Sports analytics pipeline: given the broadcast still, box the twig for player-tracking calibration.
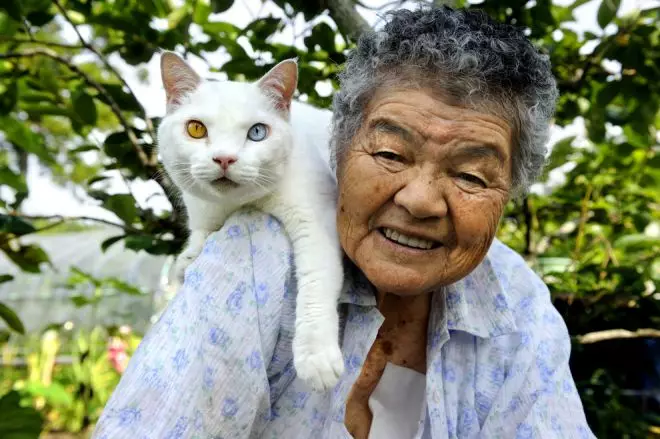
[21,19,35,40]
[16,214,136,232]
[51,0,157,146]
[150,167,186,234]
[0,48,151,167]
[522,196,533,256]
[0,36,85,49]
[573,183,593,259]
[355,0,406,11]
[243,0,257,19]
[577,328,660,344]
[31,219,67,234]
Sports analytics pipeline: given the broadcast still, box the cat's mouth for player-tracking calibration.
[210,177,240,190]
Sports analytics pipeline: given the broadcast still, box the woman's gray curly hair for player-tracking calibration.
[331,6,559,194]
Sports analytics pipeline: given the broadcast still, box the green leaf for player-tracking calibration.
[0,214,36,236]
[124,234,177,255]
[99,84,143,113]
[72,88,98,126]
[0,82,18,115]
[103,131,133,160]
[0,1,23,22]
[105,278,143,295]
[101,235,125,252]
[0,167,27,192]
[596,81,619,108]
[244,17,281,42]
[0,275,13,284]
[597,0,621,28]
[304,22,336,53]
[102,194,138,224]
[614,234,660,251]
[0,11,21,36]
[0,116,53,164]
[0,302,25,334]
[70,295,101,308]
[193,1,211,24]
[167,5,190,29]
[0,243,50,273]
[202,20,240,36]
[26,11,54,26]
[0,391,43,438]
[22,0,51,14]
[211,0,234,13]
[23,382,74,407]
[87,175,110,185]
[70,144,100,154]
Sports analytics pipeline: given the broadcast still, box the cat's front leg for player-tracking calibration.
[175,229,212,282]
[263,198,345,392]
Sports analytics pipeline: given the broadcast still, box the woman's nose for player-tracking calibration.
[393,177,448,220]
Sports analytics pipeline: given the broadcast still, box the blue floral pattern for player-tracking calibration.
[93,210,595,438]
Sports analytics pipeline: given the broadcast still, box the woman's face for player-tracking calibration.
[337,87,513,296]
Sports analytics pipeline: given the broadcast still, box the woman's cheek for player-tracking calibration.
[452,194,504,248]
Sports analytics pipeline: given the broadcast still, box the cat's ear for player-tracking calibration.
[160,51,201,113]
[257,59,298,113]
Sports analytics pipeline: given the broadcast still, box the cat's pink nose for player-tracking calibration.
[212,156,237,171]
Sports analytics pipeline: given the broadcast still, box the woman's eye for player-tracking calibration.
[186,120,207,139]
[459,173,487,187]
[247,123,269,141]
[374,151,403,162]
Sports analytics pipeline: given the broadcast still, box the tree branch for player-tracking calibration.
[0,48,152,167]
[17,214,135,232]
[522,196,533,256]
[320,0,371,42]
[151,167,186,235]
[0,36,85,49]
[576,328,660,344]
[51,0,157,145]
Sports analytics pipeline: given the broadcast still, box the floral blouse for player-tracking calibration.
[93,209,595,439]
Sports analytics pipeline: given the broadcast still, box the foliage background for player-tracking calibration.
[0,0,659,437]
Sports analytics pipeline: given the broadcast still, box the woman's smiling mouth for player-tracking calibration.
[379,227,441,250]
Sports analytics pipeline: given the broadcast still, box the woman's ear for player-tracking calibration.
[257,59,298,113]
[160,51,201,113]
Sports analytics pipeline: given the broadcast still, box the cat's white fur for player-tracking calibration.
[158,52,344,391]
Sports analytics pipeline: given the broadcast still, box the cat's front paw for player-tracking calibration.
[293,337,345,392]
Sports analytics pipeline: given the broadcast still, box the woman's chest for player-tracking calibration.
[344,303,429,439]
[262,305,519,439]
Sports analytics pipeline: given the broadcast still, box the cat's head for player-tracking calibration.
[157,51,298,203]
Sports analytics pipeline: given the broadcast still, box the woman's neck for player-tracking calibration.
[374,291,432,373]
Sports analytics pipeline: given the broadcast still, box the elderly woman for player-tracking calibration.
[94,7,594,439]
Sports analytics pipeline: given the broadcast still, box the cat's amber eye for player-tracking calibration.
[186,120,207,139]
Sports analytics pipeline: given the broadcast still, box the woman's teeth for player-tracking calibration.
[382,228,435,250]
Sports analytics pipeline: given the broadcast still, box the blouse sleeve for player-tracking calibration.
[92,209,295,439]
[479,268,596,439]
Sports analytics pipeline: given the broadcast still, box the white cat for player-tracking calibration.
[157,52,344,392]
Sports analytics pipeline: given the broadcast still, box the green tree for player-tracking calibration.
[0,0,658,436]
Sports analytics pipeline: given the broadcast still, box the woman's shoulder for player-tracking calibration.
[486,239,561,330]
[194,208,296,310]
[207,208,293,250]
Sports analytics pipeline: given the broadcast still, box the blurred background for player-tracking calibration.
[0,0,658,437]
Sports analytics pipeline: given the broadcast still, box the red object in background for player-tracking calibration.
[107,337,129,374]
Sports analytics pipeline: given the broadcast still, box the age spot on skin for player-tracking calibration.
[381,340,393,356]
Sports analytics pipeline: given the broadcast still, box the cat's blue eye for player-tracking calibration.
[247,123,268,141]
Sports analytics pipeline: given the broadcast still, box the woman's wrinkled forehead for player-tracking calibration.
[334,81,515,176]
